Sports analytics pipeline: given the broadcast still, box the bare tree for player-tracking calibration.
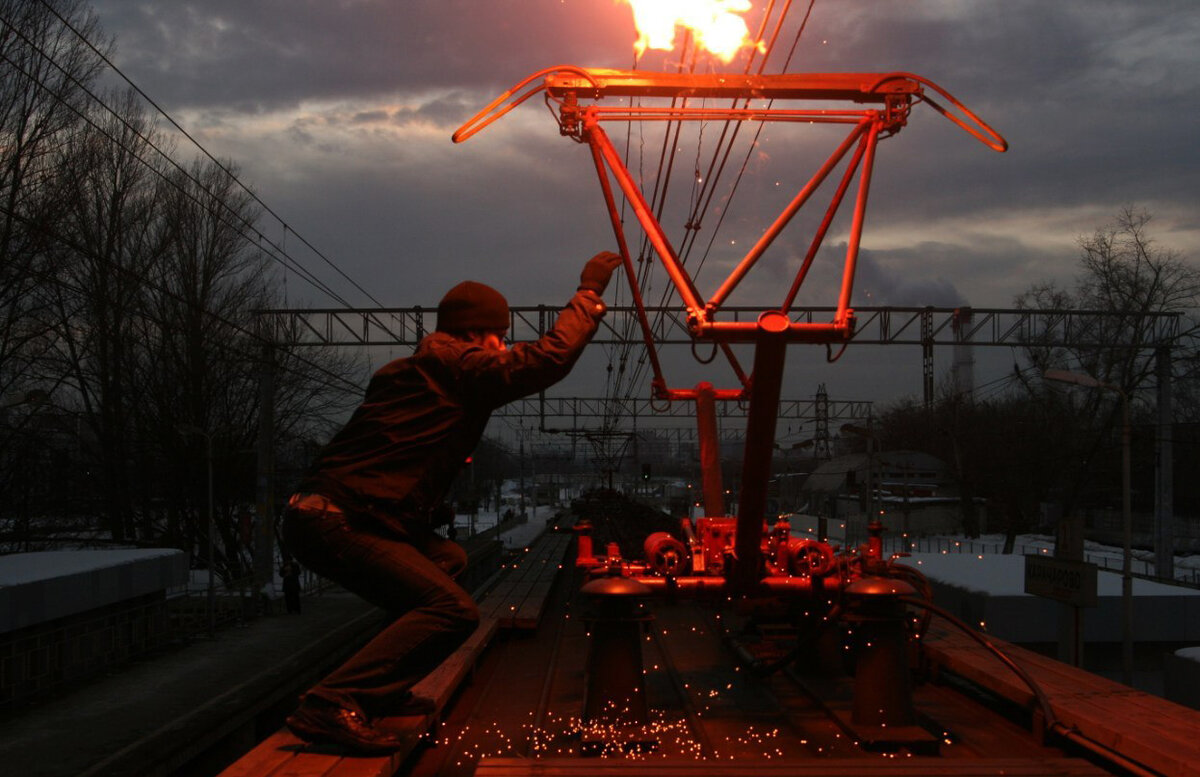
[44,88,166,542]
[877,209,1199,547]
[1015,207,1199,532]
[0,0,109,387]
[138,157,262,563]
[1017,207,1200,392]
[0,0,108,539]
[878,390,1083,547]
[138,157,363,578]
[0,3,364,559]
[142,157,272,572]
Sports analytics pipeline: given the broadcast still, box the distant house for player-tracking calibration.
[801,450,980,544]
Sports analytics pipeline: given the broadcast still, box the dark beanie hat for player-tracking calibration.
[436,281,509,333]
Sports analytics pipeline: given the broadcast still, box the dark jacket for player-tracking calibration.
[299,289,605,534]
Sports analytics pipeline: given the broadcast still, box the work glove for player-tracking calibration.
[578,251,623,295]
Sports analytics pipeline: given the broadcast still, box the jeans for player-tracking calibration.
[282,501,479,717]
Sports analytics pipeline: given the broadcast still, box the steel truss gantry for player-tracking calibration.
[256,303,1182,575]
[260,304,1180,414]
[490,395,871,425]
[258,304,1181,350]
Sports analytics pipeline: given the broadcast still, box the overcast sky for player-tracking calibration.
[83,0,1200,412]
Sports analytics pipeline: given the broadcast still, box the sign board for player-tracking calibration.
[1023,555,1098,607]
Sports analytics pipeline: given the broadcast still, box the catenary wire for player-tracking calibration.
[33,0,390,310]
[0,12,360,314]
[0,10,409,353]
[0,11,367,392]
[617,2,811,403]
[0,198,367,396]
[690,0,816,278]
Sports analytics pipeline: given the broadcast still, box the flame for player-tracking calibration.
[619,0,761,64]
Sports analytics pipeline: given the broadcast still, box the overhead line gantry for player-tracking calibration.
[257,304,1181,408]
[258,305,1181,349]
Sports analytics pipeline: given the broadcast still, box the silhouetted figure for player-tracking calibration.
[281,562,301,614]
[281,251,621,753]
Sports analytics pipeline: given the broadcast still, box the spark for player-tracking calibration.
[619,0,764,64]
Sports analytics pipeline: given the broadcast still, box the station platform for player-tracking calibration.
[0,518,554,777]
[0,586,382,776]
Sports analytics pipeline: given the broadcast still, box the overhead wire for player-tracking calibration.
[600,34,702,442]
[601,53,647,436]
[0,198,366,397]
[677,0,793,270]
[11,208,366,402]
[624,39,700,402]
[27,2,422,376]
[605,51,652,426]
[1,3,415,398]
[33,0,392,310]
[622,0,804,397]
[971,363,1034,404]
[585,5,788,467]
[0,11,360,316]
[616,1,811,403]
[690,0,816,278]
[0,12,367,395]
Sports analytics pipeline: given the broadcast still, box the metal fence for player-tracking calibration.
[880,535,1200,588]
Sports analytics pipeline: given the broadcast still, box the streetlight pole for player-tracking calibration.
[181,425,216,638]
[519,424,526,518]
[205,432,215,638]
[841,423,877,547]
[774,437,814,523]
[1044,369,1133,685]
[1119,386,1132,686]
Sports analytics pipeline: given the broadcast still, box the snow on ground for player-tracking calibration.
[890,535,1200,664]
[7,508,1200,664]
[0,548,184,586]
[901,551,1200,598]
[855,528,1200,586]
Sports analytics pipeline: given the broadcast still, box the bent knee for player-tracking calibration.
[431,592,479,634]
[452,598,480,633]
[435,545,469,578]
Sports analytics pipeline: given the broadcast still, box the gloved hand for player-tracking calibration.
[578,251,623,295]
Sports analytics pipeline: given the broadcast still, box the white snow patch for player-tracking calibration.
[0,548,185,587]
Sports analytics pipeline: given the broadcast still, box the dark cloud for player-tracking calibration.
[83,0,1200,403]
[351,109,387,124]
[388,93,477,129]
[851,247,967,308]
[94,0,636,110]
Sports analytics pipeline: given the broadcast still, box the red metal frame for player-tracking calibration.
[567,72,917,589]
[455,67,1006,593]
[581,103,881,347]
[455,67,1006,397]
[543,69,925,102]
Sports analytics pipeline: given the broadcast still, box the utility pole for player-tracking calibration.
[204,433,214,636]
[255,339,276,608]
[1155,347,1174,579]
[519,424,526,518]
[1044,369,1133,685]
[180,424,216,637]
